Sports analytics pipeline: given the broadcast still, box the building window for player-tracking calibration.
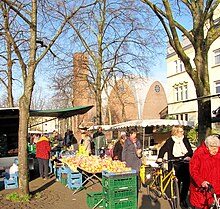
[174,83,188,102]
[185,114,188,121]
[215,81,220,93]
[118,84,125,92]
[180,114,183,120]
[214,17,220,29]
[155,84,160,93]
[179,60,183,72]
[175,87,179,101]
[184,85,188,100]
[214,49,220,65]
[180,86,183,100]
[174,59,184,73]
[176,115,179,120]
[175,60,178,73]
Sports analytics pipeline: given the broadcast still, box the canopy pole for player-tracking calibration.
[142,127,145,150]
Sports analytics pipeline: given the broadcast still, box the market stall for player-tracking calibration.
[56,153,133,194]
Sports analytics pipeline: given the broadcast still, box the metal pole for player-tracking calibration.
[143,127,145,150]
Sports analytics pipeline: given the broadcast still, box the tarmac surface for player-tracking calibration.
[0,173,190,209]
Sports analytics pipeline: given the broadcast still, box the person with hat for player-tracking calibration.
[113,131,126,161]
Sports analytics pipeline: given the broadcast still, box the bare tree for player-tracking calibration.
[1,0,96,196]
[52,0,164,125]
[141,0,220,143]
[0,2,17,107]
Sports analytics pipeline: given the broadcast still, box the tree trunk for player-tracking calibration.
[197,99,211,145]
[96,89,102,125]
[18,95,30,195]
[194,51,211,145]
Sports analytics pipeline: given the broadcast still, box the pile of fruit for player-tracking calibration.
[61,155,132,173]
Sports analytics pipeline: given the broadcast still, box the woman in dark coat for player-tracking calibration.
[113,132,126,161]
[122,129,142,191]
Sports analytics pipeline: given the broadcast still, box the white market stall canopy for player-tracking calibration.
[88,125,112,131]
[111,119,194,129]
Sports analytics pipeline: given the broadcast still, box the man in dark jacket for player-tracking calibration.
[92,127,106,156]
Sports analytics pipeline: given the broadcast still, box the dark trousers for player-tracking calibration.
[38,158,49,178]
[174,162,190,201]
[137,172,141,191]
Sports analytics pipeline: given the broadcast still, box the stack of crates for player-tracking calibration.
[57,166,70,186]
[102,170,138,209]
[67,170,82,190]
[86,192,104,208]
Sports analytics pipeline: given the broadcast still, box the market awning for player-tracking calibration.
[111,119,194,129]
[29,105,93,119]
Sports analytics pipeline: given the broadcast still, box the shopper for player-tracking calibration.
[122,129,142,192]
[113,131,126,161]
[36,134,51,180]
[157,125,193,208]
[80,129,91,155]
[190,135,220,209]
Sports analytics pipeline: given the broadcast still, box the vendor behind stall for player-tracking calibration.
[80,128,91,155]
[92,127,106,156]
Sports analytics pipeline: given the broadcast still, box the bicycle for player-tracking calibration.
[206,184,220,209]
[143,159,183,209]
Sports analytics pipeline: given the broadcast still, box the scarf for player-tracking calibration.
[172,136,188,157]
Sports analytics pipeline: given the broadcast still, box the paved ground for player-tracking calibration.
[0,173,190,209]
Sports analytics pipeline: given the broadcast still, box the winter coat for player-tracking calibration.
[93,132,106,150]
[36,136,51,160]
[122,138,142,172]
[113,140,123,161]
[190,143,220,209]
[158,136,193,160]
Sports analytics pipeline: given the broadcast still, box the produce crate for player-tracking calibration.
[102,170,136,177]
[103,196,137,209]
[67,171,82,189]
[102,186,137,200]
[102,171,137,190]
[86,192,104,208]
[68,171,82,179]
[57,166,70,181]
[28,144,36,154]
[61,174,68,186]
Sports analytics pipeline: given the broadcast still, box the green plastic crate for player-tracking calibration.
[102,186,137,200]
[61,176,68,187]
[102,174,137,190]
[28,144,36,154]
[86,192,104,208]
[103,196,137,209]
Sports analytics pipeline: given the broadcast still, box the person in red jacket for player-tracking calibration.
[190,135,220,209]
[36,134,51,180]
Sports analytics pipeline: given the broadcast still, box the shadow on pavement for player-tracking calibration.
[139,194,161,209]
[30,178,57,195]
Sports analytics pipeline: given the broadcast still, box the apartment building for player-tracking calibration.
[166,32,220,128]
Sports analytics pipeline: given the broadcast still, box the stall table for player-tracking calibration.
[73,167,102,195]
